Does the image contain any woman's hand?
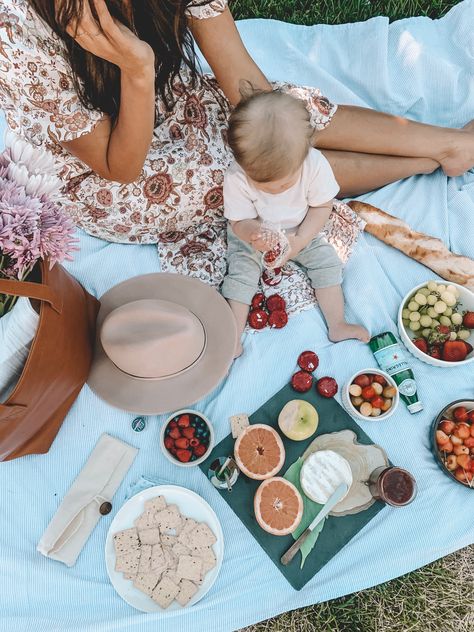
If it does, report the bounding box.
[61,0,156,183]
[66,0,154,76]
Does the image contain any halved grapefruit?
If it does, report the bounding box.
[234,424,285,480]
[254,477,303,536]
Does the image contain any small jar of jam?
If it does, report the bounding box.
[368,466,417,506]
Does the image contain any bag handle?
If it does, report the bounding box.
[0,278,62,314]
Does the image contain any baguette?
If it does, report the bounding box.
[348,200,474,291]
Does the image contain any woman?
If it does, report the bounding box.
[0,0,473,289]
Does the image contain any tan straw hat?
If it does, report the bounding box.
[87,273,237,414]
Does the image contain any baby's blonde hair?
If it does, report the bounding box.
[227,86,313,183]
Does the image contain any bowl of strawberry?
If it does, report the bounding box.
[161,410,214,466]
[432,400,474,488]
[398,280,474,367]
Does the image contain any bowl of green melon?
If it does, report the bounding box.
[398,280,474,367]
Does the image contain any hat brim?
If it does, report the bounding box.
[87,273,237,414]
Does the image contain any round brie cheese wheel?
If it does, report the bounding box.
[300,449,353,504]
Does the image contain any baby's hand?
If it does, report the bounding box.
[278,235,305,266]
[249,232,273,252]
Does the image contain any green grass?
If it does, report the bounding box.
[231,0,460,25]
[241,547,474,631]
[231,1,474,631]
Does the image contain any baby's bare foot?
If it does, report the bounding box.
[329,323,370,343]
[438,121,474,177]
[234,340,243,359]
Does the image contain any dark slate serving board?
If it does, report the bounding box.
[199,383,386,590]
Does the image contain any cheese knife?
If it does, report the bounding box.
[280,483,349,566]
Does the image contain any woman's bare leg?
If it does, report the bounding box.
[321,149,438,198]
[316,105,474,177]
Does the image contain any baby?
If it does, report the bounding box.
[221,89,369,356]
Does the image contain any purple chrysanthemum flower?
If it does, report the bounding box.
[0,134,78,314]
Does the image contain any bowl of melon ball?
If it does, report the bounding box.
[342,369,399,421]
[398,280,474,367]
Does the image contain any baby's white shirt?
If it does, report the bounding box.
[223,148,340,230]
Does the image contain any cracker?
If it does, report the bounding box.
[175,517,197,537]
[230,413,249,438]
[163,547,177,571]
[133,572,161,597]
[115,549,140,575]
[160,534,177,547]
[151,544,167,573]
[113,527,140,555]
[176,555,202,582]
[144,496,167,513]
[176,579,198,607]
[163,570,180,585]
[156,505,182,533]
[177,518,198,543]
[134,511,157,531]
[172,542,190,557]
[186,523,217,549]
[151,576,180,609]
[191,546,216,573]
[138,528,161,546]
[138,544,153,574]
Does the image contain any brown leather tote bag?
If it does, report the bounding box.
[0,260,99,461]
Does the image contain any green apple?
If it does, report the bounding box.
[278,400,319,441]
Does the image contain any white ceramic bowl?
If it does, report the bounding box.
[160,409,214,467]
[397,280,474,368]
[342,368,400,421]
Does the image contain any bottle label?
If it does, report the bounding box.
[373,344,409,376]
[397,378,417,397]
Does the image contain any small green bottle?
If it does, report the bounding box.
[369,332,423,414]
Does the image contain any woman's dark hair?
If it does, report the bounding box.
[28,0,213,118]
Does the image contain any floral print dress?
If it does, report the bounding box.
[0,0,365,315]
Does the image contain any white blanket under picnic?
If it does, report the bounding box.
[1,2,474,630]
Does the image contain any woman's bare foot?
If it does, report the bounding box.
[328,323,370,343]
[438,121,474,177]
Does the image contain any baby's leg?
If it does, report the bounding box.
[227,300,251,358]
[294,236,370,343]
[314,285,370,343]
[221,226,263,358]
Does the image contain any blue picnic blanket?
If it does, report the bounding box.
[1,2,474,630]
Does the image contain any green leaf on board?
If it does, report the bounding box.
[284,457,326,569]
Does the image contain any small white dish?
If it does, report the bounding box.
[105,485,224,613]
[398,280,474,367]
[342,368,399,421]
[160,409,214,467]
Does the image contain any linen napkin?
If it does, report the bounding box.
[37,433,138,567]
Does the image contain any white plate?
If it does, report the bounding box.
[105,485,224,613]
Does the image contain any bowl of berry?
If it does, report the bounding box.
[161,410,214,466]
[342,369,399,421]
[432,400,474,488]
[398,280,474,367]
